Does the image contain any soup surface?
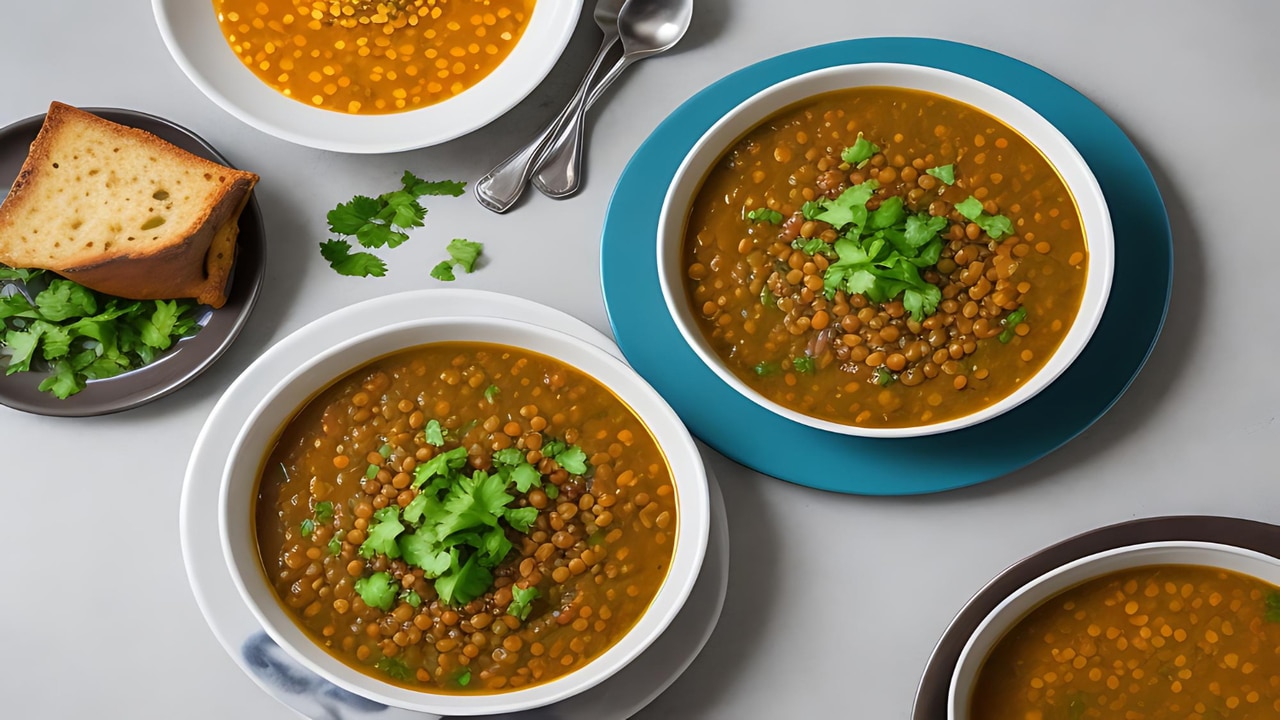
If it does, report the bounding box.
[213,0,535,114]
[254,342,676,694]
[971,564,1280,719]
[681,87,1088,428]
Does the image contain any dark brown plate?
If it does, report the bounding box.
[912,516,1280,719]
[0,106,263,416]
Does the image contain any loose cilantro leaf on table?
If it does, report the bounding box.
[746,207,784,225]
[0,269,202,398]
[321,171,467,277]
[431,238,485,282]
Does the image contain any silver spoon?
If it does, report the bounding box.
[474,0,628,214]
[531,0,693,199]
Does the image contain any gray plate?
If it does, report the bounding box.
[0,107,263,416]
[912,516,1280,719]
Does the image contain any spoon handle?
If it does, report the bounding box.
[474,33,620,214]
[531,55,633,199]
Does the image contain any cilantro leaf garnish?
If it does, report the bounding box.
[424,419,446,446]
[925,164,956,185]
[792,356,815,374]
[999,306,1029,344]
[359,507,405,559]
[456,668,472,687]
[484,384,500,403]
[553,445,589,475]
[434,553,493,607]
[300,518,316,537]
[322,172,466,277]
[955,195,1014,239]
[374,655,411,681]
[402,589,422,608]
[327,537,342,555]
[507,585,540,621]
[314,501,334,524]
[840,133,880,166]
[503,507,538,533]
[1266,591,1280,622]
[746,207,784,225]
[354,571,398,611]
[753,361,778,376]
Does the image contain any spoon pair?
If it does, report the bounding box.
[475,0,694,213]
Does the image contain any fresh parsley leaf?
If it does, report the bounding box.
[402,589,422,608]
[507,585,540,621]
[400,530,454,577]
[504,506,538,533]
[359,507,405,559]
[327,537,342,555]
[374,655,411,681]
[746,207,784,225]
[314,501,334,524]
[354,571,398,611]
[1266,591,1280,622]
[554,445,588,475]
[792,356,815,374]
[840,133,880,166]
[484,384,500,403]
[434,553,493,607]
[493,448,526,466]
[925,164,956,185]
[430,261,456,281]
[413,446,469,489]
[34,280,97,322]
[320,239,387,278]
[424,419,446,446]
[955,195,1014,239]
[800,200,824,221]
[544,484,560,500]
[508,463,541,493]
[401,171,466,198]
[327,195,382,235]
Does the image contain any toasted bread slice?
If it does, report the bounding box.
[0,102,258,308]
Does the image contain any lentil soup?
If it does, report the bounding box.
[213,0,536,114]
[970,565,1280,719]
[680,87,1089,428]
[253,341,676,694]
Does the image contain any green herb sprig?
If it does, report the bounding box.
[320,171,466,277]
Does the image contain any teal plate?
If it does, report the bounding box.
[600,38,1172,495]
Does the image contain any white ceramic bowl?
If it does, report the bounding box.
[153,0,583,152]
[218,316,709,715]
[949,541,1280,720]
[656,62,1115,438]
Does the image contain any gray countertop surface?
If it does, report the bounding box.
[3,1,1278,718]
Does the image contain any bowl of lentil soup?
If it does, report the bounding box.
[153,0,583,152]
[218,316,709,714]
[950,542,1280,720]
[657,63,1114,436]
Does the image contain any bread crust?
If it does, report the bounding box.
[0,102,259,308]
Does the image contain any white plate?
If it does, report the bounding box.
[181,289,729,720]
[153,0,584,152]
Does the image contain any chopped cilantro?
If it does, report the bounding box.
[554,445,588,475]
[955,195,1014,239]
[544,484,560,500]
[999,306,1029,344]
[0,269,201,398]
[359,507,405,559]
[354,572,398,611]
[745,207,784,225]
[424,419,446,446]
[754,361,778,376]
[876,368,896,386]
[379,443,392,457]
[457,668,472,687]
[434,553,493,607]
[484,384,500,403]
[401,589,422,608]
[1266,592,1280,622]
[792,356,815,374]
[327,537,342,555]
[507,585,540,621]
[431,238,485,282]
[314,501,334,524]
[300,518,316,537]
[760,287,776,308]
[504,506,538,533]
[374,655,411,681]
[322,171,466,277]
[925,164,956,185]
[800,200,824,221]
[840,133,880,166]
[365,463,380,480]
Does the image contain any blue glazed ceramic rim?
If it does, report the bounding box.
[599,37,1172,495]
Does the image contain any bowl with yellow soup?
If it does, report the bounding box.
[154,0,583,152]
[656,62,1114,437]
[218,315,709,714]
[950,541,1280,720]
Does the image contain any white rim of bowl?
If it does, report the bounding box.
[152,0,584,152]
[657,62,1115,438]
[217,315,709,715]
[947,540,1280,719]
